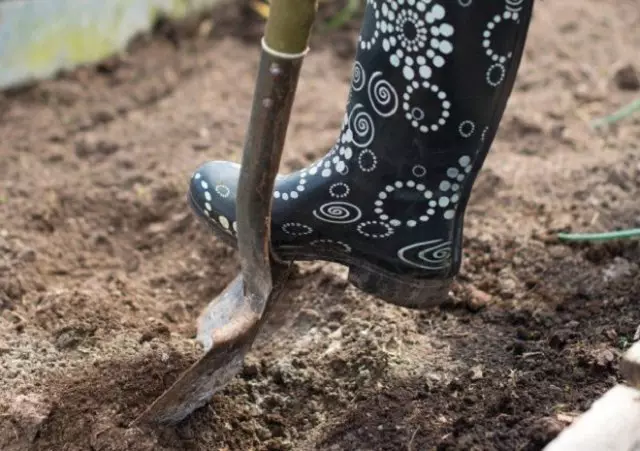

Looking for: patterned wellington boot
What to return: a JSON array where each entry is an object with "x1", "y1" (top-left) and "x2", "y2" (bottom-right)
[{"x1": 189, "y1": 0, "x2": 534, "y2": 308}]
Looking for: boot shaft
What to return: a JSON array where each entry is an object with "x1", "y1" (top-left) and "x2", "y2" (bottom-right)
[
  {"x1": 327, "y1": 0, "x2": 533, "y2": 183},
  {"x1": 277, "y1": 0, "x2": 534, "y2": 275}
]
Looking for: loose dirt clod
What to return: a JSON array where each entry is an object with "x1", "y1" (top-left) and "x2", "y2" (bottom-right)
[{"x1": 1, "y1": 1, "x2": 640, "y2": 450}]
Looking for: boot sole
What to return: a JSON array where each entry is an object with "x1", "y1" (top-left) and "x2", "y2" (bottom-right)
[{"x1": 189, "y1": 193, "x2": 452, "y2": 309}]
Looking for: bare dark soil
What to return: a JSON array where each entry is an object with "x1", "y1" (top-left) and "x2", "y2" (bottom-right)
[{"x1": 1, "y1": 1, "x2": 640, "y2": 450}]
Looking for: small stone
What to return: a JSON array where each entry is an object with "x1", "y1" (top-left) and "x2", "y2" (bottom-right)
[
  {"x1": 613, "y1": 63, "x2": 640, "y2": 91},
  {"x1": 466, "y1": 285, "x2": 490, "y2": 312}
]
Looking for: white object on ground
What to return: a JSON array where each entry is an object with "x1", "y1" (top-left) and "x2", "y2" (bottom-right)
[{"x1": 543, "y1": 384, "x2": 640, "y2": 450}]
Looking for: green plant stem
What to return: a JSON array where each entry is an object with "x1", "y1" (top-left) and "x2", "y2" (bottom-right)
[
  {"x1": 591, "y1": 98, "x2": 640, "y2": 128},
  {"x1": 558, "y1": 228, "x2": 640, "y2": 242}
]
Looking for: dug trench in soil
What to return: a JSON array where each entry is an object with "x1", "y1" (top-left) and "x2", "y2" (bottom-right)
[{"x1": 1, "y1": 1, "x2": 640, "y2": 450}]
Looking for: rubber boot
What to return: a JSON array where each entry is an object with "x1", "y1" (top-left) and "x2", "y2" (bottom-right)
[{"x1": 189, "y1": 0, "x2": 534, "y2": 308}]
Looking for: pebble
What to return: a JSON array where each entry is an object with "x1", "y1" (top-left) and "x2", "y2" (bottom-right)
[
  {"x1": 466, "y1": 285, "x2": 491, "y2": 312},
  {"x1": 613, "y1": 63, "x2": 640, "y2": 91}
]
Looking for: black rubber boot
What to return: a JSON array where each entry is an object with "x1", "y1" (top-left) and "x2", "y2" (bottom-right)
[{"x1": 189, "y1": 0, "x2": 534, "y2": 308}]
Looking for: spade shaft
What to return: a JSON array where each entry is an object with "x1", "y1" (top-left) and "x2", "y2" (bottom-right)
[
  {"x1": 236, "y1": 39, "x2": 309, "y2": 316},
  {"x1": 133, "y1": 0, "x2": 318, "y2": 425}
]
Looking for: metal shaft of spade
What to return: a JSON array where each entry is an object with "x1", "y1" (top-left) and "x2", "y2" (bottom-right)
[
  {"x1": 133, "y1": 0, "x2": 318, "y2": 425},
  {"x1": 236, "y1": 0, "x2": 318, "y2": 327}
]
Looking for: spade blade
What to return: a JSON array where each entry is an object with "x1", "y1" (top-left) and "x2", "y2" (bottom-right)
[{"x1": 133, "y1": 268, "x2": 291, "y2": 425}]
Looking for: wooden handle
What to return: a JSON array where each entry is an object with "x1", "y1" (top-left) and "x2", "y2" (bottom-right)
[{"x1": 264, "y1": 0, "x2": 318, "y2": 54}]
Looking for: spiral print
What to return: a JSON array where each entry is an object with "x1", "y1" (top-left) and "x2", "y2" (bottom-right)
[
  {"x1": 397, "y1": 239, "x2": 452, "y2": 270},
  {"x1": 506, "y1": 0, "x2": 523, "y2": 12},
  {"x1": 352, "y1": 62, "x2": 366, "y2": 91},
  {"x1": 348, "y1": 104, "x2": 375, "y2": 148},
  {"x1": 313, "y1": 201, "x2": 363, "y2": 224},
  {"x1": 368, "y1": 72, "x2": 399, "y2": 117}
]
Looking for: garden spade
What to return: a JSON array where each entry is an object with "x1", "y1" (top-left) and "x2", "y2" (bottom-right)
[{"x1": 133, "y1": 0, "x2": 318, "y2": 425}]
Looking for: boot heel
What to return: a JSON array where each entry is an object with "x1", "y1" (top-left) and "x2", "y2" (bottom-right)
[{"x1": 347, "y1": 265, "x2": 452, "y2": 309}]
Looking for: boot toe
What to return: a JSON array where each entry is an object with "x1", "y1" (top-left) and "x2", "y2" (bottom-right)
[{"x1": 189, "y1": 161, "x2": 240, "y2": 237}]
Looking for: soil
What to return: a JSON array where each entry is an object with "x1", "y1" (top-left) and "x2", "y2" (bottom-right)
[{"x1": 1, "y1": 1, "x2": 640, "y2": 450}]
